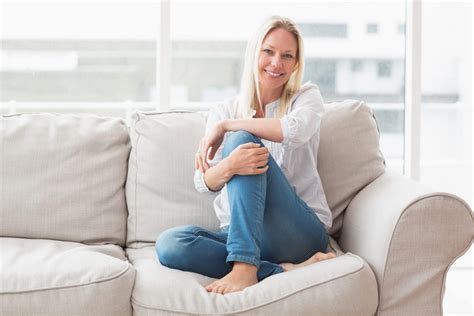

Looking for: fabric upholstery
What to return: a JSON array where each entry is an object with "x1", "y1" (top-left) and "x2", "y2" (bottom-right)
[
  {"x1": 125, "y1": 237, "x2": 378, "y2": 315},
  {"x1": 0, "y1": 113, "x2": 130, "y2": 245},
  {"x1": 0, "y1": 237, "x2": 135, "y2": 315},
  {"x1": 319, "y1": 100, "x2": 386, "y2": 236},
  {"x1": 126, "y1": 111, "x2": 219, "y2": 248},
  {"x1": 339, "y1": 170, "x2": 473, "y2": 316}
]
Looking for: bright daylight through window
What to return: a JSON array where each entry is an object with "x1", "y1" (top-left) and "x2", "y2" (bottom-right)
[{"x1": 0, "y1": 0, "x2": 471, "y2": 205}]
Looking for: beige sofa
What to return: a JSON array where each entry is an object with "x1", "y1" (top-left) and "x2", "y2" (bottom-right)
[{"x1": 1, "y1": 100, "x2": 472, "y2": 315}]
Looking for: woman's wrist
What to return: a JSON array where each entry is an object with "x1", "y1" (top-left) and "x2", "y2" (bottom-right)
[
  {"x1": 219, "y1": 119, "x2": 229, "y2": 132},
  {"x1": 202, "y1": 156, "x2": 234, "y2": 192},
  {"x1": 221, "y1": 156, "x2": 235, "y2": 179}
]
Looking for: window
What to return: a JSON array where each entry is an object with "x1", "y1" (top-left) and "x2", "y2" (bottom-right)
[
  {"x1": 298, "y1": 23, "x2": 348, "y2": 38},
  {"x1": 0, "y1": 1, "x2": 160, "y2": 116},
  {"x1": 367, "y1": 23, "x2": 378, "y2": 34},
  {"x1": 398, "y1": 23, "x2": 405, "y2": 34},
  {"x1": 351, "y1": 60, "x2": 363, "y2": 72},
  {"x1": 171, "y1": 41, "x2": 244, "y2": 102},
  {"x1": 377, "y1": 61, "x2": 392, "y2": 77},
  {"x1": 304, "y1": 59, "x2": 336, "y2": 94},
  {"x1": 2, "y1": 1, "x2": 406, "y2": 173},
  {"x1": 1, "y1": 40, "x2": 156, "y2": 102},
  {"x1": 420, "y1": 2, "x2": 472, "y2": 206}
]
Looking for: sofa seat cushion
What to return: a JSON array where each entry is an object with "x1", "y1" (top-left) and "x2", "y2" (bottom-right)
[
  {"x1": 126, "y1": 238, "x2": 378, "y2": 315},
  {"x1": 0, "y1": 238, "x2": 135, "y2": 315}
]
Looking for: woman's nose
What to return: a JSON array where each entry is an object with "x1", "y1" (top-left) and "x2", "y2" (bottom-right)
[{"x1": 271, "y1": 55, "x2": 282, "y2": 67}]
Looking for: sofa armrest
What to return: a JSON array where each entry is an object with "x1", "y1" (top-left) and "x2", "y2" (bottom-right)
[{"x1": 339, "y1": 169, "x2": 473, "y2": 316}]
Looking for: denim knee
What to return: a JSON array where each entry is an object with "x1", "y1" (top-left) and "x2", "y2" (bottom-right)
[
  {"x1": 223, "y1": 130, "x2": 261, "y2": 158},
  {"x1": 155, "y1": 225, "x2": 192, "y2": 268}
]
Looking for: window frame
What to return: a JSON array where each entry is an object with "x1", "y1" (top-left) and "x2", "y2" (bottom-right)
[{"x1": 404, "y1": 0, "x2": 422, "y2": 181}]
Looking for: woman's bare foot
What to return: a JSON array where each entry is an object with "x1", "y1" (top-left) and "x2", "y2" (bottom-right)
[
  {"x1": 279, "y1": 252, "x2": 336, "y2": 272},
  {"x1": 205, "y1": 262, "x2": 258, "y2": 295}
]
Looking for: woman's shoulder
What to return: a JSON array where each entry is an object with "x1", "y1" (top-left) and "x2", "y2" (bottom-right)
[
  {"x1": 294, "y1": 82, "x2": 322, "y2": 98},
  {"x1": 290, "y1": 82, "x2": 324, "y2": 105}
]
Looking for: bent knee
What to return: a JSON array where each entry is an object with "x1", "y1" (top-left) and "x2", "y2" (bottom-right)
[
  {"x1": 155, "y1": 225, "x2": 196, "y2": 267},
  {"x1": 223, "y1": 130, "x2": 261, "y2": 156},
  {"x1": 227, "y1": 130, "x2": 258, "y2": 144}
]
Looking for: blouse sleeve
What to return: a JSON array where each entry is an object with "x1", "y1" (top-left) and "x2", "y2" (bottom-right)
[
  {"x1": 193, "y1": 104, "x2": 226, "y2": 193},
  {"x1": 279, "y1": 86, "x2": 325, "y2": 151}
]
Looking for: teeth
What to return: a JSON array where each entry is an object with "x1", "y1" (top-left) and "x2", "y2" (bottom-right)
[{"x1": 265, "y1": 70, "x2": 282, "y2": 77}]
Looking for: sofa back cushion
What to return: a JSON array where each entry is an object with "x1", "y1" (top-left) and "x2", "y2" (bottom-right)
[
  {"x1": 125, "y1": 100, "x2": 386, "y2": 246},
  {"x1": 320, "y1": 100, "x2": 386, "y2": 235},
  {"x1": 0, "y1": 113, "x2": 130, "y2": 245},
  {"x1": 126, "y1": 111, "x2": 219, "y2": 248}
]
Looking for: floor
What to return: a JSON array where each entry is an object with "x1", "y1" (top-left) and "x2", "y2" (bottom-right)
[{"x1": 443, "y1": 244, "x2": 473, "y2": 315}]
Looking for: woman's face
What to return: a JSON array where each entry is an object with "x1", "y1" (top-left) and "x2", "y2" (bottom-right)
[{"x1": 258, "y1": 27, "x2": 298, "y2": 95}]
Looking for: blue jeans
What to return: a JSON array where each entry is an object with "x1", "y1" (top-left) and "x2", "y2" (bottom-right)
[{"x1": 156, "y1": 131, "x2": 329, "y2": 281}]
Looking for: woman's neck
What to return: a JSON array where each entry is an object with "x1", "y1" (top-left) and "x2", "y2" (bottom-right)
[{"x1": 259, "y1": 85, "x2": 283, "y2": 107}]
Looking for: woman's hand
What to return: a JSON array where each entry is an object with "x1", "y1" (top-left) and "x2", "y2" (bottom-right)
[
  {"x1": 195, "y1": 121, "x2": 226, "y2": 173},
  {"x1": 195, "y1": 125, "x2": 270, "y2": 177},
  {"x1": 195, "y1": 137, "x2": 210, "y2": 173},
  {"x1": 226, "y1": 143, "x2": 269, "y2": 176}
]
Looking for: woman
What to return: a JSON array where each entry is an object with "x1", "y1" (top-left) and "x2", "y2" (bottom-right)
[{"x1": 156, "y1": 15, "x2": 335, "y2": 295}]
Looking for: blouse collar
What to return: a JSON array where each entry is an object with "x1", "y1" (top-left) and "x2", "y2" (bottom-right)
[{"x1": 250, "y1": 99, "x2": 280, "y2": 117}]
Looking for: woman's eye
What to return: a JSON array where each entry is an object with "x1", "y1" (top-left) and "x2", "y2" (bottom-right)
[
  {"x1": 263, "y1": 49, "x2": 272, "y2": 54},
  {"x1": 284, "y1": 54, "x2": 294, "y2": 59}
]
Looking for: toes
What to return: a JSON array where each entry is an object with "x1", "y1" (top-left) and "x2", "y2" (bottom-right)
[
  {"x1": 323, "y1": 252, "x2": 336, "y2": 260},
  {"x1": 313, "y1": 252, "x2": 323, "y2": 261},
  {"x1": 315, "y1": 252, "x2": 336, "y2": 261},
  {"x1": 217, "y1": 285, "x2": 225, "y2": 295},
  {"x1": 223, "y1": 286, "x2": 234, "y2": 295},
  {"x1": 210, "y1": 283, "x2": 224, "y2": 294},
  {"x1": 206, "y1": 281, "x2": 218, "y2": 292},
  {"x1": 313, "y1": 252, "x2": 334, "y2": 262},
  {"x1": 206, "y1": 281, "x2": 230, "y2": 295},
  {"x1": 208, "y1": 283, "x2": 238, "y2": 295}
]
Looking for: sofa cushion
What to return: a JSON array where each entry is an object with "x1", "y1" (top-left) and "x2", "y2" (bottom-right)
[
  {"x1": 126, "y1": 111, "x2": 219, "y2": 248},
  {"x1": 125, "y1": 238, "x2": 378, "y2": 315},
  {"x1": 0, "y1": 113, "x2": 130, "y2": 245},
  {"x1": 320, "y1": 100, "x2": 386, "y2": 235},
  {"x1": 0, "y1": 237, "x2": 135, "y2": 315}
]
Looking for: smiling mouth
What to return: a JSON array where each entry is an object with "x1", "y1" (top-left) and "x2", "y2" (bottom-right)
[{"x1": 264, "y1": 69, "x2": 284, "y2": 78}]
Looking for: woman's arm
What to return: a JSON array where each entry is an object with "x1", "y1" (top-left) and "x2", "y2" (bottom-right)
[
  {"x1": 194, "y1": 104, "x2": 271, "y2": 193},
  {"x1": 221, "y1": 118, "x2": 283, "y2": 143},
  {"x1": 199, "y1": 118, "x2": 279, "y2": 169},
  {"x1": 202, "y1": 156, "x2": 233, "y2": 192},
  {"x1": 193, "y1": 104, "x2": 227, "y2": 193},
  {"x1": 202, "y1": 142, "x2": 269, "y2": 192}
]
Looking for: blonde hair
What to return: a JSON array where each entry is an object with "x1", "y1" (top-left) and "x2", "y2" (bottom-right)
[{"x1": 238, "y1": 15, "x2": 305, "y2": 119}]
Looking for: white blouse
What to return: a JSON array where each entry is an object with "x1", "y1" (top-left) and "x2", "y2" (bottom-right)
[{"x1": 193, "y1": 83, "x2": 333, "y2": 231}]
